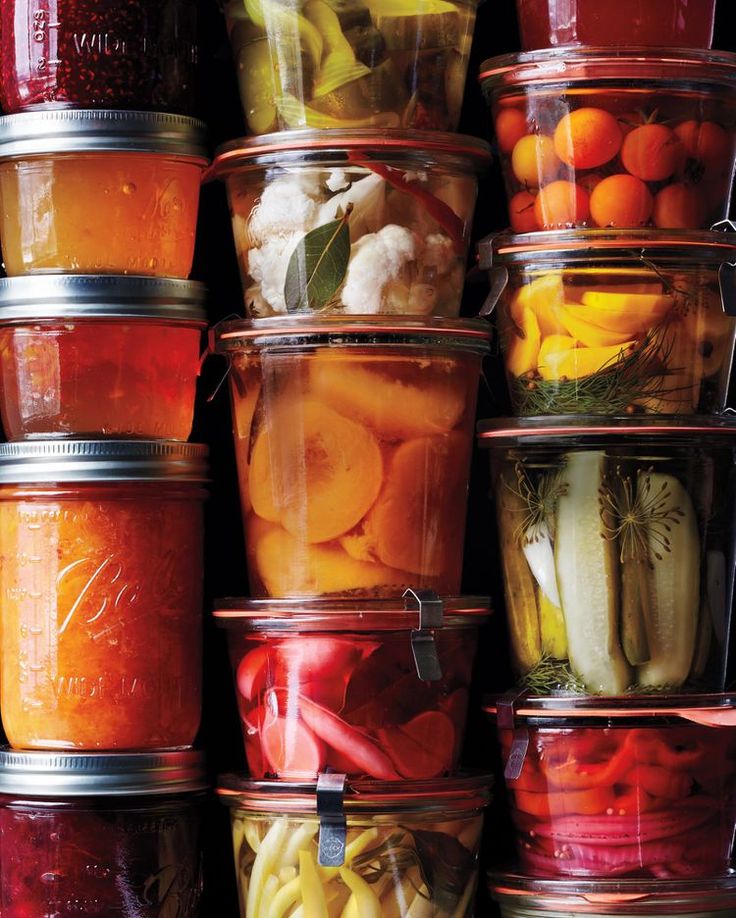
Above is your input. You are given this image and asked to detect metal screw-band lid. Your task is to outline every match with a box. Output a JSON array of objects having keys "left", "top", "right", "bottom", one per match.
[
  {"left": 0, "top": 749, "right": 207, "bottom": 797},
  {"left": 0, "top": 275, "right": 207, "bottom": 322},
  {"left": 0, "top": 441, "right": 209, "bottom": 483},
  {"left": 0, "top": 110, "right": 208, "bottom": 161}
]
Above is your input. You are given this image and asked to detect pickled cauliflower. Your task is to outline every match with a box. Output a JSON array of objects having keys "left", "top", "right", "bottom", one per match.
[{"left": 341, "top": 225, "right": 419, "bottom": 314}]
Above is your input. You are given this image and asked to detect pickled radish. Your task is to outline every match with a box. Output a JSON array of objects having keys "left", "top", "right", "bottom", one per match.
[
  {"left": 261, "top": 714, "right": 327, "bottom": 776},
  {"left": 237, "top": 646, "right": 273, "bottom": 700},
  {"left": 378, "top": 710, "right": 455, "bottom": 778}
]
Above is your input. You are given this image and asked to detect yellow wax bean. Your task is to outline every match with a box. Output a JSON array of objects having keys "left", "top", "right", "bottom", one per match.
[{"left": 300, "top": 850, "right": 330, "bottom": 918}]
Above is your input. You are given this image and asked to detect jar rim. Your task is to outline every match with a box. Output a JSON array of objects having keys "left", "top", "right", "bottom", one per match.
[
  {"left": 0, "top": 440, "right": 209, "bottom": 483},
  {"left": 477, "top": 415, "right": 736, "bottom": 444},
  {"left": 217, "top": 772, "right": 492, "bottom": 815},
  {"left": 0, "top": 110, "right": 209, "bottom": 162},
  {"left": 489, "top": 872, "right": 736, "bottom": 912},
  {"left": 215, "top": 316, "right": 491, "bottom": 355},
  {"left": 213, "top": 596, "right": 491, "bottom": 631},
  {"left": 0, "top": 748, "right": 207, "bottom": 797},
  {"left": 0, "top": 275, "right": 208, "bottom": 322},
  {"left": 483, "top": 692, "right": 736, "bottom": 722},
  {"left": 210, "top": 128, "right": 491, "bottom": 178},
  {"left": 479, "top": 45, "right": 736, "bottom": 89}
]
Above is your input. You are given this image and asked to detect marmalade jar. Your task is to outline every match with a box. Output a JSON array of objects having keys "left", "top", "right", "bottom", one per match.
[
  {"left": 214, "top": 595, "right": 489, "bottom": 780},
  {"left": 217, "top": 773, "right": 490, "bottom": 917},
  {"left": 0, "top": 749, "right": 206, "bottom": 917},
  {"left": 478, "top": 417, "right": 736, "bottom": 697},
  {"left": 480, "top": 49, "right": 736, "bottom": 232},
  {"left": 215, "top": 316, "right": 490, "bottom": 598},
  {"left": 0, "top": 274, "right": 207, "bottom": 440},
  {"left": 486, "top": 696, "right": 736, "bottom": 880},
  {"left": 514, "top": 0, "right": 716, "bottom": 51},
  {"left": 223, "top": 0, "right": 478, "bottom": 135},
  {"left": 0, "top": 0, "right": 198, "bottom": 114},
  {"left": 0, "top": 110, "right": 208, "bottom": 277},
  {"left": 478, "top": 229, "right": 736, "bottom": 417},
  {"left": 0, "top": 440, "right": 208, "bottom": 750},
  {"left": 491, "top": 874, "right": 736, "bottom": 916}
]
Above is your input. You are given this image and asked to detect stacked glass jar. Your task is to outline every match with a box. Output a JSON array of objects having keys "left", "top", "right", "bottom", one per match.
[
  {"left": 209, "top": 2, "right": 496, "bottom": 913},
  {"left": 0, "top": 3, "right": 209, "bottom": 913},
  {"left": 476, "top": 2, "right": 736, "bottom": 917}
]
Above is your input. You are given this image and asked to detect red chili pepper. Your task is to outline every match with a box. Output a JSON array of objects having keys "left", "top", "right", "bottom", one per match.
[{"left": 345, "top": 151, "right": 466, "bottom": 255}]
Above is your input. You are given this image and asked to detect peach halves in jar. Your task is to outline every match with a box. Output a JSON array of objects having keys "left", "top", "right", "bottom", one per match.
[
  {"left": 215, "top": 317, "right": 489, "bottom": 598},
  {"left": 0, "top": 441, "right": 207, "bottom": 750}
]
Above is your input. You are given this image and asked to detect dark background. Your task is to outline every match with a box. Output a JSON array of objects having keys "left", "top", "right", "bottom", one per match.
[{"left": 193, "top": 3, "right": 736, "bottom": 914}]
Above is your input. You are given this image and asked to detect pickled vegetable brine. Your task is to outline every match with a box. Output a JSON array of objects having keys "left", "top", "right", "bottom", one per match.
[{"left": 224, "top": 0, "right": 477, "bottom": 133}]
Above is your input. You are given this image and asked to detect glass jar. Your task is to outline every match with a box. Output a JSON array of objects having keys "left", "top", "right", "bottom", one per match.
[
  {"left": 223, "top": 0, "right": 478, "bottom": 135},
  {"left": 514, "top": 0, "right": 716, "bottom": 51},
  {"left": 491, "top": 874, "right": 736, "bottom": 916},
  {"left": 478, "top": 417, "right": 736, "bottom": 696},
  {"left": 215, "top": 317, "right": 489, "bottom": 598},
  {"left": 480, "top": 49, "right": 736, "bottom": 232},
  {"left": 0, "top": 110, "right": 208, "bottom": 277},
  {"left": 486, "top": 696, "right": 736, "bottom": 880},
  {"left": 210, "top": 130, "right": 490, "bottom": 318},
  {"left": 218, "top": 773, "right": 490, "bottom": 917},
  {"left": 0, "top": 274, "right": 207, "bottom": 440},
  {"left": 0, "top": 440, "right": 208, "bottom": 750},
  {"left": 214, "top": 595, "right": 489, "bottom": 780},
  {"left": 478, "top": 229, "right": 736, "bottom": 417},
  {"left": 0, "top": 749, "right": 205, "bottom": 917},
  {"left": 0, "top": 0, "right": 198, "bottom": 114}
]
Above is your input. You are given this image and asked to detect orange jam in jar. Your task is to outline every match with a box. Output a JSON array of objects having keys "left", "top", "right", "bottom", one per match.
[
  {"left": 0, "top": 110, "right": 208, "bottom": 277},
  {"left": 0, "top": 275, "right": 207, "bottom": 440},
  {"left": 0, "top": 441, "right": 208, "bottom": 751}
]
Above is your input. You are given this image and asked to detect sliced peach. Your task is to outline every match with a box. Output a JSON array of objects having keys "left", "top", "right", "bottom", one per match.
[
  {"left": 551, "top": 342, "right": 636, "bottom": 380},
  {"left": 307, "top": 354, "right": 468, "bottom": 440},
  {"left": 505, "top": 305, "right": 541, "bottom": 378},
  {"left": 556, "top": 305, "right": 637, "bottom": 348},
  {"left": 365, "top": 432, "right": 469, "bottom": 577},
  {"left": 511, "top": 272, "right": 565, "bottom": 337},
  {"left": 579, "top": 291, "right": 674, "bottom": 335},
  {"left": 537, "top": 335, "right": 578, "bottom": 380},
  {"left": 249, "top": 398, "right": 383, "bottom": 543},
  {"left": 252, "top": 524, "right": 408, "bottom": 597}
]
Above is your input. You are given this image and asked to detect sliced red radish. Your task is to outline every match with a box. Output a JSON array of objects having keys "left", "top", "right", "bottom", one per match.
[
  {"left": 261, "top": 713, "right": 326, "bottom": 778},
  {"left": 297, "top": 695, "right": 400, "bottom": 780},
  {"left": 277, "top": 637, "right": 378, "bottom": 684},
  {"left": 236, "top": 645, "right": 273, "bottom": 701},
  {"left": 378, "top": 710, "right": 455, "bottom": 779}
]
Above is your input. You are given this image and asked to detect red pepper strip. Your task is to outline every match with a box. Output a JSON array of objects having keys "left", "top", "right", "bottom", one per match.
[
  {"left": 631, "top": 764, "right": 694, "bottom": 801},
  {"left": 632, "top": 734, "right": 706, "bottom": 771},
  {"left": 345, "top": 151, "right": 466, "bottom": 255},
  {"left": 514, "top": 786, "right": 616, "bottom": 819},
  {"left": 542, "top": 732, "right": 640, "bottom": 790}
]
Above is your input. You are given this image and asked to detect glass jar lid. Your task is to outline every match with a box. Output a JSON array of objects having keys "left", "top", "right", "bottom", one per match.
[
  {"left": 0, "top": 275, "right": 207, "bottom": 323},
  {"left": 484, "top": 693, "right": 736, "bottom": 727},
  {"left": 478, "top": 415, "right": 736, "bottom": 446},
  {"left": 0, "top": 749, "right": 207, "bottom": 797},
  {"left": 215, "top": 316, "right": 491, "bottom": 355},
  {"left": 210, "top": 128, "right": 491, "bottom": 178},
  {"left": 0, "top": 441, "right": 209, "bottom": 483},
  {"left": 479, "top": 46, "right": 736, "bottom": 92},
  {"left": 214, "top": 595, "right": 491, "bottom": 631},
  {"left": 0, "top": 110, "right": 209, "bottom": 161},
  {"left": 480, "top": 227, "right": 736, "bottom": 271},
  {"left": 490, "top": 873, "right": 736, "bottom": 913},
  {"left": 218, "top": 772, "right": 491, "bottom": 816}
]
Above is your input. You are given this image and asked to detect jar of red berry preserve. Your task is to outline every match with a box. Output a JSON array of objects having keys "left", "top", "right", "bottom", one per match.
[
  {"left": 0, "top": 0, "right": 198, "bottom": 114},
  {"left": 0, "top": 749, "right": 206, "bottom": 917}
]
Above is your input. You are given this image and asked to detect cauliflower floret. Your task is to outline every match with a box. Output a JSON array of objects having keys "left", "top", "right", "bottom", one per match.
[
  {"left": 247, "top": 232, "right": 302, "bottom": 314},
  {"left": 421, "top": 233, "right": 456, "bottom": 277},
  {"left": 248, "top": 173, "right": 322, "bottom": 245},
  {"left": 325, "top": 168, "right": 350, "bottom": 192},
  {"left": 341, "top": 225, "right": 420, "bottom": 314}
]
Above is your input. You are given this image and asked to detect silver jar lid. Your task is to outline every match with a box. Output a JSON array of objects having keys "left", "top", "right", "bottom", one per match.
[
  {"left": 0, "top": 749, "right": 207, "bottom": 797},
  {"left": 0, "top": 110, "right": 209, "bottom": 161},
  {"left": 0, "top": 441, "right": 209, "bottom": 483},
  {"left": 0, "top": 275, "right": 208, "bottom": 323}
]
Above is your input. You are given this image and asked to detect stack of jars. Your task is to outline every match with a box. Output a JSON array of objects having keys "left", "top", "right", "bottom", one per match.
[
  {"left": 0, "top": 4, "right": 209, "bottom": 914},
  {"left": 476, "top": 2, "right": 736, "bottom": 917},
  {"left": 209, "top": 2, "right": 496, "bottom": 913}
]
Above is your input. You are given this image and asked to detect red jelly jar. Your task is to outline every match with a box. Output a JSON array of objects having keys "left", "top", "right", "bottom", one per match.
[
  {"left": 214, "top": 594, "right": 489, "bottom": 781},
  {"left": 486, "top": 695, "right": 736, "bottom": 880},
  {"left": 0, "top": 274, "right": 207, "bottom": 440},
  {"left": 0, "top": 0, "right": 198, "bottom": 114},
  {"left": 0, "top": 749, "right": 206, "bottom": 917}
]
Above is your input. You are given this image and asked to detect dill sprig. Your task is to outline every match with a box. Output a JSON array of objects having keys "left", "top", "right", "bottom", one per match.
[{"left": 520, "top": 655, "right": 586, "bottom": 695}]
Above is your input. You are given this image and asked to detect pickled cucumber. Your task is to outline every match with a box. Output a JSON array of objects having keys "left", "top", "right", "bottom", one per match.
[
  {"left": 367, "top": 0, "right": 460, "bottom": 50},
  {"left": 554, "top": 451, "right": 631, "bottom": 695}
]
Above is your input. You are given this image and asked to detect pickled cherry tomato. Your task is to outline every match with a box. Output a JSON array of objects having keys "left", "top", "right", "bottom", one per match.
[
  {"left": 512, "top": 134, "right": 560, "bottom": 186},
  {"left": 653, "top": 183, "right": 705, "bottom": 229},
  {"left": 621, "top": 123, "right": 683, "bottom": 181},
  {"left": 675, "top": 120, "right": 732, "bottom": 179},
  {"left": 534, "top": 180, "right": 590, "bottom": 229},
  {"left": 496, "top": 108, "right": 529, "bottom": 154},
  {"left": 509, "top": 190, "right": 539, "bottom": 232},
  {"left": 590, "top": 174, "right": 653, "bottom": 227},
  {"left": 553, "top": 108, "right": 623, "bottom": 170}
]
